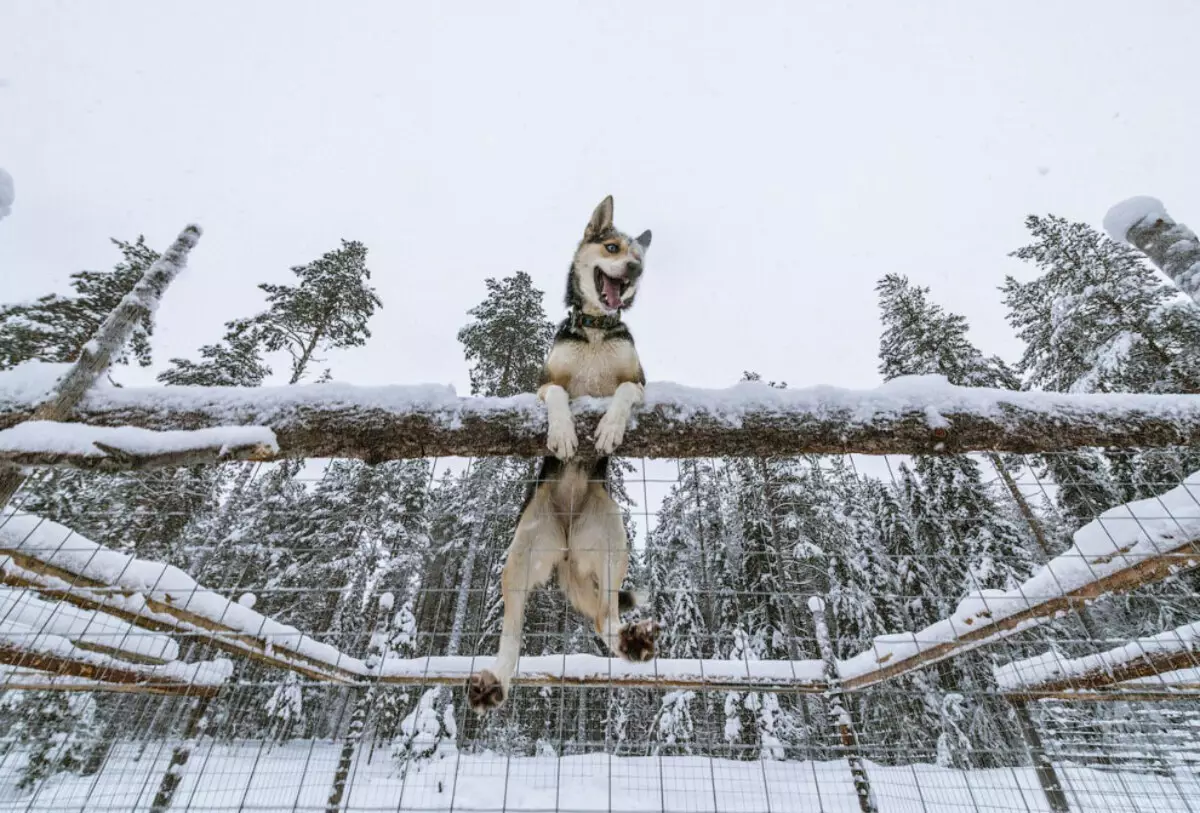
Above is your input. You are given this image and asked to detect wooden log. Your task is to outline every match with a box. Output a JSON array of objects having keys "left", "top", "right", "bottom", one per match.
[
  {"left": 3, "top": 378, "right": 1200, "bottom": 463},
  {"left": 0, "top": 548, "right": 362, "bottom": 684},
  {"left": 0, "top": 642, "right": 219, "bottom": 697},
  {"left": 1109, "top": 197, "right": 1200, "bottom": 306},
  {"left": 997, "top": 624, "right": 1200, "bottom": 696},
  {"left": 841, "top": 536, "right": 1200, "bottom": 693},
  {"left": 0, "top": 224, "right": 202, "bottom": 504},
  {"left": 0, "top": 666, "right": 201, "bottom": 696},
  {"left": 0, "top": 441, "right": 276, "bottom": 471}
]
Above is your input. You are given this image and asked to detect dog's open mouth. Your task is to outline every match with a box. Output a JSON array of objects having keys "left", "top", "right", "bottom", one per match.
[{"left": 594, "top": 267, "right": 628, "bottom": 311}]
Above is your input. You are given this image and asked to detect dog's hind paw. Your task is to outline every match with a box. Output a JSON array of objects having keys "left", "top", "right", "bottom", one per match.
[
  {"left": 546, "top": 419, "right": 578, "bottom": 461},
  {"left": 467, "top": 670, "right": 506, "bottom": 714},
  {"left": 617, "top": 619, "right": 660, "bottom": 662}
]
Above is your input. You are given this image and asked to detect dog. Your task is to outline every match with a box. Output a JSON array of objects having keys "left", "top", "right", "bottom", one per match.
[{"left": 467, "top": 195, "right": 660, "bottom": 713}]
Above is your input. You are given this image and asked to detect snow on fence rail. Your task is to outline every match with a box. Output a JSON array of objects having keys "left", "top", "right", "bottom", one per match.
[
  {"left": 0, "top": 585, "right": 178, "bottom": 663},
  {"left": 4, "top": 464, "right": 1199, "bottom": 699},
  {"left": 0, "top": 420, "right": 278, "bottom": 470},
  {"left": 0, "top": 631, "right": 229, "bottom": 697},
  {"left": 3, "top": 363, "right": 1200, "bottom": 461},
  {"left": 839, "top": 471, "right": 1200, "bottom": 692},
  {"left": 375, "top": 653, "right": 828, "bottom": 692},
  {"left": 0, "top": 512, "right": 367, "bottom": 684},
  {"left": 996, "top": 620, "right": 1200, "bottom": 698}
]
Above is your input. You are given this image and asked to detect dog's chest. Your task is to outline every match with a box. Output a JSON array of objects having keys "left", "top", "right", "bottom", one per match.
[{"left": 547, "top": 333, "right": 639, "bottom": 399}]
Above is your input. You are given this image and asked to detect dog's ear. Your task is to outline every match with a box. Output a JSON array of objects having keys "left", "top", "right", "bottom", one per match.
[
  {"left": 585, "top": 195, "right": 614, "bottom": 240},
  {"left": 635, "top": 230, "right": 652, "bottom": 250}
]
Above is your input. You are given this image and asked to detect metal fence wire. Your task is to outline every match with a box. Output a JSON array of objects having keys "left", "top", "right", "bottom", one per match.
[{"left": 0, "top": 444, "right": 1197, "bottom": 813}]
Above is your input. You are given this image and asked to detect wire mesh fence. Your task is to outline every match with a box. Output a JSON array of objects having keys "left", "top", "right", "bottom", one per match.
[{"left": 0, "top": 444, "right": 1197, "bottom": 812}]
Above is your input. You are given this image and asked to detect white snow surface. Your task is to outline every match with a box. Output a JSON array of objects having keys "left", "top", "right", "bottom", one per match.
[
  {"left": 839, "top": 469, "right": 1200, "bottom": 682},
  {"left": 0, "top": 511, "right": 368, "bottom": 677},
  {"left": 995, "top": 619, "right": 1200, "bottom": 691},
  {"left": 0, "top": 168, "right": 12, "bottom": 221},
  {"left": 377, "top": 653, "right": 826, "bottom": 685},
  {"left": 0, "top": 741, "right": 1193, "bottom": 812},
  {"left": 0, "top": 420, "right": 278, "bottom": 458},
  {"left": 1103, "top": 195, "right": 1167, "bottom": 244},
  {"left": 0, "top": 586, "right": 178, "bottom": 662},
  {"left": 4, "top": 364, "right": 1200, "bottom": 440}
]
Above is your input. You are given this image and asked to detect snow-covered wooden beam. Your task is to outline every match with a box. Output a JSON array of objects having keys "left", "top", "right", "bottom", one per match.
[
  {"left": 375, "top": 653, "right": 828, "bottom": 693},
  {"left": 0, "top": 585, "right": 179, "bottom": 665},
  {"left": 0, "top": 665, "right": 205, "bottom": 696},
  {"left": 839, "top": 473, "right": 1200, "bottom": 692},
  {"left": 1106, "top": 197, "right": 1200, "bottom": 306},
  {"left": 0, "top": 421, "right": 278, "bottom": 471},
  {"left": 3, "top": 366, "right": 1200, "bottom": 462},
  {"left": 0, "top": 634, "right": 229, "bottom": 697},
  {"left": 996, "top": 620, "right": 1200, "bottom": 697},
  {"left": 0, "top": 513, "right": 366, "bottom": 684}
]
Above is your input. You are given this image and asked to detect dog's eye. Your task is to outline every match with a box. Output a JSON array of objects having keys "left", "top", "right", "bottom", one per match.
[{"left": 604, "top": 243, "right": 619, "bottom": 254}]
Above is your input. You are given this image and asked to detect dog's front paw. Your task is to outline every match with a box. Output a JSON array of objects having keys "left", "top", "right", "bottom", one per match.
[
  {"left": 594, "top": 410, "right": 628, "bottom": 455},
  {"left": 468, "top": 670, "right": 506, "bottom": 714},
  {"left": 547, "top": 417, "right": 578, "bottom": 461},
  {"left": 617, "top": 620, "right": 660, "bottom": 662}
]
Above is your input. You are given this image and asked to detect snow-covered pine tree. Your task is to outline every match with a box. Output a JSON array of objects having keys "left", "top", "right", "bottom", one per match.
[
  {"left": 399, "top": 271, "right": 557, "bottom": 765},
  {"left": 6, "top": 693, "right": 102, "bottom": 791},
  {"left": 1006, "top": 214, "right": 1200, "bottom": 637},
  {"left": 1005, "top": 214, "right": 1200, "bottom": 503},
  {"left": 876, "top": 274, "right": 1042, "bottom": 765},
  {"left": 248, "top": 239, "right": 382, "bottom": 385},
  {"left": 0, "top": 237, "right": 159, "bottom": 370}
]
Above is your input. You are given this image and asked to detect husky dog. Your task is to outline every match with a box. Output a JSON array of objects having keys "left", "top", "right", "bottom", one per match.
[{"left": 468, "top": 195, "right": 659, "bottom": 713}]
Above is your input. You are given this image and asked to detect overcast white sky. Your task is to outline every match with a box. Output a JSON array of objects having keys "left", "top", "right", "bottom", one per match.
[{"left": 3, "top": 1, "right": 1200, "bottom": 396}]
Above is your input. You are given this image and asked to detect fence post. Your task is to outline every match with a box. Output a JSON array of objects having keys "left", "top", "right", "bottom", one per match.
[
  {"left": 0, "top": 224, "right": 203, "bottom": 509},
  {"left": 809, "top": 596, "right": 877, "bottom": 813},
  {"left": 326, "top": 593, "right": 389, "bottom": 813},
  {"left": 150, "top": 694, "right": 212, "bottom": 813},
  {"left": 1009, "top": 697, "right": 1070, "bottom": 813}
]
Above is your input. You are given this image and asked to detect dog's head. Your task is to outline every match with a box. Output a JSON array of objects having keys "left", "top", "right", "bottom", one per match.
[{"left": 566, "top": 195, "right": 651, "bottom": 315}]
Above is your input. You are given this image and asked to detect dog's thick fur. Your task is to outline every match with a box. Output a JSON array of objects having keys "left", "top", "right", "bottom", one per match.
[{"left": 468, "top": 196, "right": 658, "bottom": 713}]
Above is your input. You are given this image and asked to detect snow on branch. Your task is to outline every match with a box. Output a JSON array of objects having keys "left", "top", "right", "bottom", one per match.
[
  {"left": 1106, "top": 196, "right": 1200, "bottom": 306},
  {"left": 0, "top": 421, "right": 278, "bottom": 471},
  {"left": 0, "top": 586, "right": 178, "bottom": 663},
  {"left": 375, "top": 653, "right": 827, "bottom": 692},
  {"left": 3, "top": 366, "right": 1200, "bottom": 462},
  {"left": 0, "top": 512, "right": 367, "bottom": 683},
  {"left": 838, "top": 471, "right": 1200, "bottom": 691},
  {"left": 996, "top": 619, "right": 1200, "bottom": 697}
]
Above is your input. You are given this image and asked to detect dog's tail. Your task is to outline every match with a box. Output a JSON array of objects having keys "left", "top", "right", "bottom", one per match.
[{"left": 618, "top": 588, "right": 647, "bottom": 614}]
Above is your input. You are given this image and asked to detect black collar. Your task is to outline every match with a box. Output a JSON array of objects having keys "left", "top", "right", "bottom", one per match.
[{"left": 571, "top": 309, "right": 623, "bottom": 331}]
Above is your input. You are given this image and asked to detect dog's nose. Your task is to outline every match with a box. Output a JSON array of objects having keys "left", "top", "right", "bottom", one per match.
[{"left": 626, "top": 260, "right": 642, "bottom": 276}]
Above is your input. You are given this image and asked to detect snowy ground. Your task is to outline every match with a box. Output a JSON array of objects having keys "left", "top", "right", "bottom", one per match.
[{"left": 0, "top": 742, "right": 1197, "bottom": 812}]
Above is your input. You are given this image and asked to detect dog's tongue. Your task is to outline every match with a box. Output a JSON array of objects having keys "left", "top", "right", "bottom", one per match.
[{"left": 602, "top": 276, "right": 623, "bottom": 310}]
